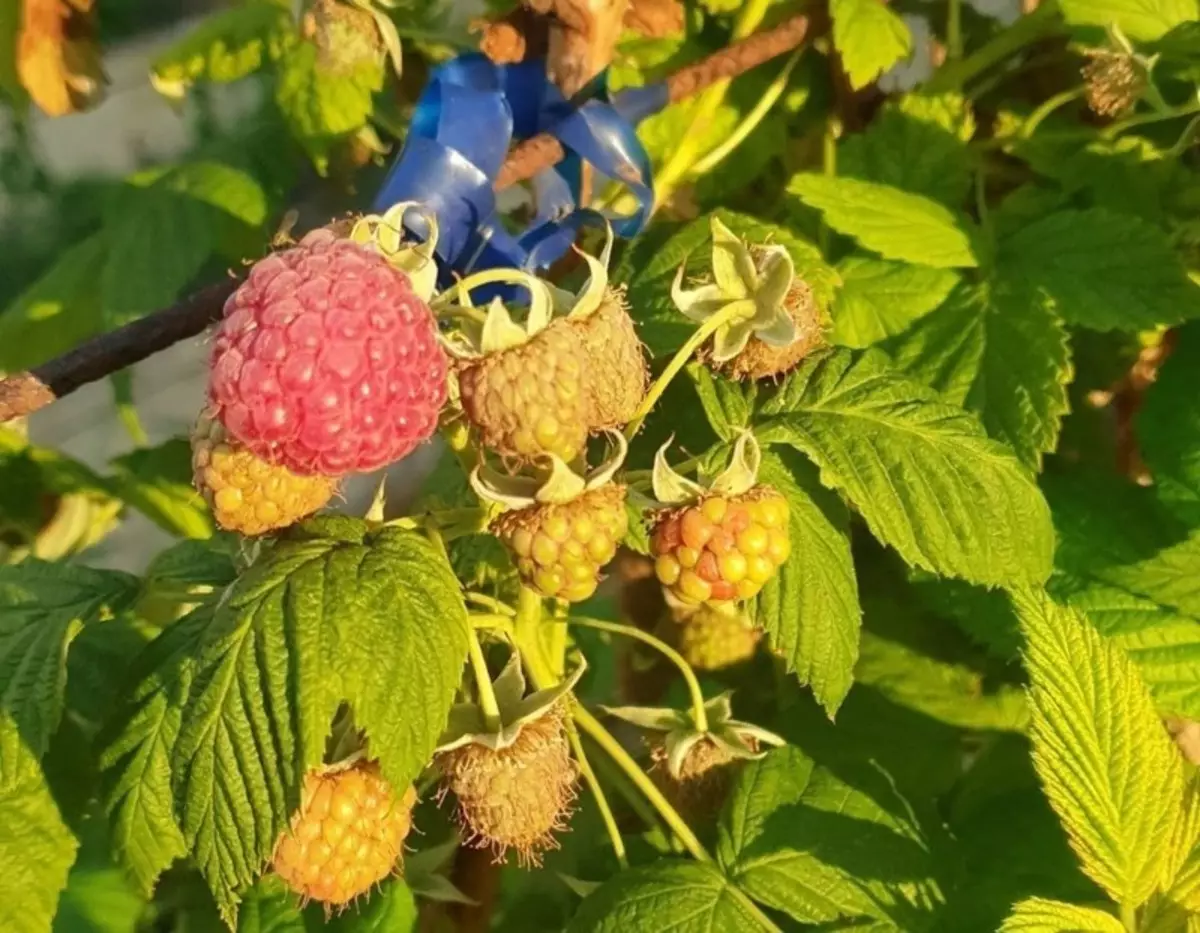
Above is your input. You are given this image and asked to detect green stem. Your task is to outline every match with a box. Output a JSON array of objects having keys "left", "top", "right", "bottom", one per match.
[
  {"left": 1102, "top": 100, "right": 1200, "bottom": 139},
  {"left": 1020, "top": 85, "right": 1085, "bottom": 138},
  {"left": 946, "top": 0, "right": 963, "bottom": 61},
  {"left": 1120, "top": 902, "right": 1138, "bottom": 932},
  {"left": 727, "top": 886, "right": 784, "bottom": 933},
  {"left": 653, "top": 0, "right": 772, "bottom": 209},
  {"left": 567, "top": 617, "right": 708, "bottom": 733},
  {"left": 1167, "top": 112, "right": 1200, "bottom": 157},
  {"left": 111, "top": 371, "right": 148, "bottom": 447},
  {"left": 565, "top": 717, "right": 628, "bottom": 868},
  {"left": 817, "top": 115, "right": 840, "bottom": 256},
  {"left": 624, "top": 301, "right": 754, "bottom": 439},
  {"left": 465, "top": 592, "right": 515, "bottom": 616},
  {"left": 572, "top": 705, "right": 711, "bottom": 863},
  {"left": 469, "top": 612, "right": 514, "bottom": 632},
  {"left": 688, "top": 50, "right": 803, "bottom": 178},
  {"left": 467, "top": 628, "right": 502, "bottom": 732},
  {"left": 925, "top": 0, "right": 1063, "bottom": 94}
]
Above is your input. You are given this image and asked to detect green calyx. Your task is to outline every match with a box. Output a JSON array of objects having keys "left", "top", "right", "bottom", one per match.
[
  {"left": 434, "top": 222, "right": 616, "bottom": 359},
  {"left": 471, "top": 430, "right": 628, "bottom": 509},
  {"left": 601, "top": 693, "right": 784, "bottom": 780},
  {"left": 436, "top": 650, "right": 585, "bottom": 753},
  {"left": 350, "top": 200, "right": 439, "bottom": 301},
  {"left": 672, "top": 216, "right": 801, "bottom": 363},
  {"left": 649, "top": 431, "right": 762, "bottom": 507}
]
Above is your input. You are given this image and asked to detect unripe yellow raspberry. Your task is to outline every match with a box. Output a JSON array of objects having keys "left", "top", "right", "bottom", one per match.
[
  {"left": 272, "top": 761, "right": 416, "bottom": 909},
  {"left": 437, "top": 706, "right": 577, "bottom": 865},
  {"left": 191, "top": 408, "right": 337, "bottom": 536}
]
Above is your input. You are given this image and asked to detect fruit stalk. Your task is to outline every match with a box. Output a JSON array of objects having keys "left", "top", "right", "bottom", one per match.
[
  {"left": 0, "top": 15, "right": 811, "bottom": 425},
  {"left": 624, "top": 298, "right": 755, "bottom": 439},
  {"left": 565, "top": 616, "right": 708, "bottom": 732}
]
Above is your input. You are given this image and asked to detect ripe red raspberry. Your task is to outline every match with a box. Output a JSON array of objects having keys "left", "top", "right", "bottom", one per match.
[
  {"left": 651, "top": 488, "right": 790, "bottom": 606},
  {"left": 272, "top": 760, "right": 417, "bottom": 908},
  {"left": 208, "top": 230, "right": 448, "bottom": 476},
  {"left": 492, "top": 484, "right": 628, "bottom": 602}
]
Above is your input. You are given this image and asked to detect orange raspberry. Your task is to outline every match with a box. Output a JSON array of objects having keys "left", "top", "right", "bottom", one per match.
[
  {"left": 651, "top": 487, "right": 789, "bottom": 606},
  {"left": 272, "top": 761, "right": 416, "bottom": 909}
]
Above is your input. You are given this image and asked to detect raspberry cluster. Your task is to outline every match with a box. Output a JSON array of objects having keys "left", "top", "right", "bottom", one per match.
[
  {"left": 191, "top": 229, "right": 448, "bottom": 537},
  {"left": 651, "top": 489, "right": 790, "bottom": 606}
]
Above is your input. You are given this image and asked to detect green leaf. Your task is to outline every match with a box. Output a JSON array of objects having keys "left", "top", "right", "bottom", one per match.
[
  {"left": 839, "top": 92, "right": 974, "bottom": 207},
  {"left": 789, "top": 175, "right": 978, "bottom": 268},
  {"left": 717, "top": 746, "right": 941, "bottom": 926},
  {"left": 1059, "top": 0, "right": 1198, "bottom": 42},
  {"left": 1046, "top": 471, "right": 1200, "bottom": 619},
  {"left": 322, "top": 877, "right": 417, "bottom": 932},
  {"left": 144, "top": 537, "right": 239, "bottom": 591},
  {"left": 1015, "top": 587, "right": 1184, "bottom": 906},
  {"left": 997, "top": 209, "right": 1200, "bottom": 330},
  {"left": 100, "top": 185, "right": 214, "bottom": 328},
  {"left": 150, "top": 3, "right": 295, "bottom": 95},
  {"left": 999, "top": 897, "right": 1125, "bottom": 932},
  {"left": 625, "top": 209, "right": 839, "bottom": 359},
  {"left": 275, "top": 42, "right": 384, "bottom": 171},
  {"left": 236, "top": 877, "right": 306, "bottom": 933},
  {"left": 99, "top": 606, "right": 210, "bottom": 897},
  {"left": 883, "top": 279, "right": 1072, "bottom": 467},
  {"left": 753, "top": 449, "right": 860, "bottom": 716},
  {"left": 830, "top": 256, "right": 958, "bottom": 348},
  {"left": 171, "top": 521, "right": 468, "bottom": 919},
  {"left": 0, "top": 561, "right": 141, "bottom": 786},
  {"left": 0, "top": 235, "right": 107, "bottom": 372},
  {"left": 107, "top": 439, "right": 213, "bottom": 539},
  {"left": 1163, "top": 772, "right": 1200, "bottom": 910},
  {"left": 830, "top": 0, "right": 912, "bottom": 89},
  {"left": 0, "top": 750, "right": 78, "bottom": 933},
  {"left": 567, "top": 861, "right": 766, "bottom": 932},
  {"left": 855, "top": 630, "right": 1028, "bottom": 732},
  {"left": 1138, "top": 324, "right": 1200, "bottom": 519},
  {"left": 689, "top": 364, "right": 757, "bottom": 441},
  {"left": 757, "top": 348, "right": 1054, "bottom": 586},
  {"left": 54, "top": 820, "right": 146, "bottom": 933},
  {"left": 1053, "top": 579, "right": 1200, "bottom": 720}
]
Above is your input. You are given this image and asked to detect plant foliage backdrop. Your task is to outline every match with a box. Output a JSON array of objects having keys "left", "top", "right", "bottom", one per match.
[{"left": 3, "top": 0, "right": 1200, "bottom": 932}]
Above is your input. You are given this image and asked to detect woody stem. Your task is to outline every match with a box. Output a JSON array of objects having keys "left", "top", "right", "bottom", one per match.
[
  {"left": 624, "top": 301, "right": 753, "bottom": 439},
  {"left": 565, "top": 617, "right": 708, "bottom": 733}
]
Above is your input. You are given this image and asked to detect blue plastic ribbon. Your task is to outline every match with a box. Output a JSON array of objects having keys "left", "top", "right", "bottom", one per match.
[{"left": 372, "top": 53, "right": 665, "bottom": 284}]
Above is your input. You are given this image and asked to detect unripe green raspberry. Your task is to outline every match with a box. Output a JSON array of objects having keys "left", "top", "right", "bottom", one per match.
[
  {"left": 437, "top": 705, "right": 577, "bottom": 864},
  {"left": 191, "top": 408, "right": 337, "bottom": 536},
  {"left": 457, "top": 321, "right": 590, "bottom": 463},
  {"left": 493, "top": 484, "right": 628, "bottom": 602},
  {"left": 664, "top": 605, "right": 762, "bottom": 672},
  {"left": 650, "top": 735, "right": 755, "bottom": 819},
  {"left": 568, "top": 290, "right": 647, "bottom": 428}
]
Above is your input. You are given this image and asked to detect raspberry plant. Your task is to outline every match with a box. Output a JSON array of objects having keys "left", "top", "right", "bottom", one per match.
[{"left": 4, "top": 1, "right": 1200, "bottom": 932}]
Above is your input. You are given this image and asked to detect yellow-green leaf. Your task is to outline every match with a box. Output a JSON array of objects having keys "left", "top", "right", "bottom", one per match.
[
  {"left": 1016, "top": 587, "right": 1184, "bottom": 906},
  {"left": 1000, "top": 897, "right": 1125, "bottom": 932}
]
